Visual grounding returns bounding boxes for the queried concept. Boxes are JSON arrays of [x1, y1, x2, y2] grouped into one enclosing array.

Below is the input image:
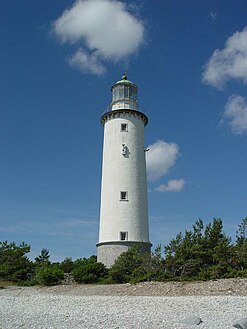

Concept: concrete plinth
[[96, 241, 152, 268]]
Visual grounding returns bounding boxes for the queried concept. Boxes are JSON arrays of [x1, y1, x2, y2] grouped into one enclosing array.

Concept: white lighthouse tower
[[97, 74, 151, 268]]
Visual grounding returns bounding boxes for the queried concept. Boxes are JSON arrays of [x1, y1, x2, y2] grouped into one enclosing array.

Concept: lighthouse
[[97, 74, 151, 268]]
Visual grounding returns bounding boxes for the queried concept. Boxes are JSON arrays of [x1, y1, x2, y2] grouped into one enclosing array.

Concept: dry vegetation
[[33, 278, 247, 297]]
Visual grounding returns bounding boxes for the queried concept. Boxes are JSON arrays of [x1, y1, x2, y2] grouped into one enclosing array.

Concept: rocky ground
[[36, 277, 247, 296], [0, 279, 246, 329]]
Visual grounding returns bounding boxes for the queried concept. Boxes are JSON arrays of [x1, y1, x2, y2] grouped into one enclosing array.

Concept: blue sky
[[1, 0, 246, 261]]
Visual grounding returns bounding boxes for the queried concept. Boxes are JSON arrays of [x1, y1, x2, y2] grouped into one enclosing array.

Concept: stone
[[181, 316, 202, 325], [233, 318, 247, 329]]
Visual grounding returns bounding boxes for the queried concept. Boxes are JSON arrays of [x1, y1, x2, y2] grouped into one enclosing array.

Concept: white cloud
[[52, 0, 145, 74], [155, 179, 185, 193], [202, 27, 247, 88], [221, 94, 247, 134], [146, 140, 179, 181], [68, 49, 106, 75]]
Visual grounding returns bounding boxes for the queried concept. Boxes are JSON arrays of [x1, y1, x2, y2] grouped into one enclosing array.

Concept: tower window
[[120, 191, 128, 201], [120, 232, 128, 241], [121, 123, 128, 131]]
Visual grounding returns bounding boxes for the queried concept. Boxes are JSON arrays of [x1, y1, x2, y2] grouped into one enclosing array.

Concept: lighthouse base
[[96, 241, 152, 268]]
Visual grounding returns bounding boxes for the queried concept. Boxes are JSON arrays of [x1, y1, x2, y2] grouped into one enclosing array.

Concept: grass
[[0, 279, 17, 289]]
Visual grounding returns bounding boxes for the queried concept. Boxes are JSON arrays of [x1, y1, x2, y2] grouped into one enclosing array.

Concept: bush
[[72, 261, 108, 284], [108, 246, 142, 283], [108, 244, 160, 284], [60, 257, 74, 273], [222, 268, 247, 279], [198, 264, 230, 280], [35, 266, 64, 286], [35, 248, 50, 265], [73, 255, 97, 268], [0, 241, 34, 282], [164, 218, 237, 280], [155, 271, 174, 282]]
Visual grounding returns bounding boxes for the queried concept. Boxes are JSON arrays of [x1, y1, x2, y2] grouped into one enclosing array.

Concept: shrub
[[60, 257, 74, 273], [73, 255, 97, 268], [35, 249, 50, 265], [0, 241, 34, 282], [198, 264, 229, 280], [35, 266, 64, 286], [72, 261, 108, 283], [108, 244, 159, 283]]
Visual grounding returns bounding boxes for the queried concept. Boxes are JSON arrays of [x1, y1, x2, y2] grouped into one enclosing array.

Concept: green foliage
[[0, 217, 246, 285], [35, 248, 50, 265], [109, 245, 143, 283], [236, 217, 247, 244], [234, 218, 247, 270], [108, 244, 164, 284], [0, 241, 34, 282], [60, 257, 74, 273], [107, 217, 247, 283], [199, 264, 228, 280], [164, 219, 207, 277], [73, 255, 97, 268], [163, 218, 247, 280], [72, 256, 107, 283], [72, 262, 107, 283], [35, 265, 64, 286]]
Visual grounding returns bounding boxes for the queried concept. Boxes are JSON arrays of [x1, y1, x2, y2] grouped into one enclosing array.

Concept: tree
[[164, 218, 234, 279], [35, 265, 64, 286], [236, 217, 247, 244], [60, 257, 74, 273], [0, 241, 34, 282], [108, 245, 145, 283], [234, 218, 247, 270], [72, 256, 107, 283], [108, 244, 164, 283], [203, 219, 233, 266], [35, 248, 50, 265], [73, 255, 97, 268], [164, 220, 207, 278], [164, 232, 183, 276]]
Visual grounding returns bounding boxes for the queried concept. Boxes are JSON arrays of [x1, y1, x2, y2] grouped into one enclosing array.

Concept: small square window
[[120, 232, 128, 241], [120, 191, 128, 201], [121, 123, 128, 131]]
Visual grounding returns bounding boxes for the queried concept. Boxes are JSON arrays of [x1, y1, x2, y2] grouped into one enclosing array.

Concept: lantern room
[[111, 73, 138, 111]]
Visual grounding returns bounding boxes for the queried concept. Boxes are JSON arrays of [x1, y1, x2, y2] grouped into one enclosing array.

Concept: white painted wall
[[99, 112, 149, 243]]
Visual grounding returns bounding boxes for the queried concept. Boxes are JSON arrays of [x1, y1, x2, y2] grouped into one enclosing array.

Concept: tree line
[[0, 217, 246, 286]]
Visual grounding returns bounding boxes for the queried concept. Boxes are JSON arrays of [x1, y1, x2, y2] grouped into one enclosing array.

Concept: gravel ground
[[44, 278, 247, 297], [0, 279, 246, 329]]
